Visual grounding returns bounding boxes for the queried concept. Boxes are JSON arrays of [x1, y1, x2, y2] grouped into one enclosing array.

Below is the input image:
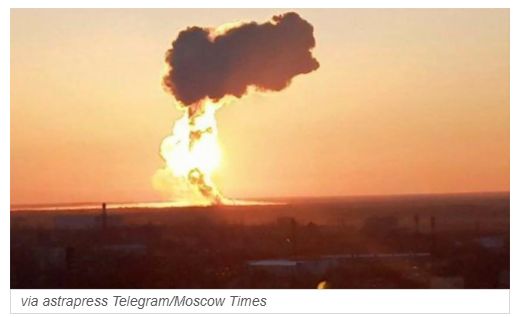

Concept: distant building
[[53, 214, 123, 230], [276, 217, 297, 227], [33, 247, 67, 270], [248, 259, 328, 276], [100, 244, 147, 256], [248, 252, 431, 277], [430, 276, 464, 288], [101, 203, 107, 230], [477, 235, 505, 251], [54, 215, 99, 230], [361, 216, 399, 235], [248, 259, 297, 275]]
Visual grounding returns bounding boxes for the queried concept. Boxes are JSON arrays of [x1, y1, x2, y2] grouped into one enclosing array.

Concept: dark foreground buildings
[[11, 193, 509, 289]]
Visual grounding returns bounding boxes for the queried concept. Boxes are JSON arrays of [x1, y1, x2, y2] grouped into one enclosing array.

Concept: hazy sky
[[11, 9, 509, 205]]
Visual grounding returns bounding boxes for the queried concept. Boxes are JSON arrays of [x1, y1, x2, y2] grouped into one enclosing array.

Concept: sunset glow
[[10, 9, 509, 206]]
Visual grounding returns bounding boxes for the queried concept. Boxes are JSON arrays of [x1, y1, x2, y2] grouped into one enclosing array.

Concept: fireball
[[155, 100, 226, 205]]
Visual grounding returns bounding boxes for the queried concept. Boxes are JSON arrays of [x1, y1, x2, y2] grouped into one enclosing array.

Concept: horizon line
[[10, 190, 510, 209]]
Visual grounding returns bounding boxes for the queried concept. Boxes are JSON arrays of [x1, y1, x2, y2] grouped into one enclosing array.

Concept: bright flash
[[155, 100, 226, 205], [161, 102, 221, 177]]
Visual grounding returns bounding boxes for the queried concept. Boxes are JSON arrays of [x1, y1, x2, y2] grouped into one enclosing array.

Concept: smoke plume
[[163, 12, 320, 106], [156, 12, 319, 205]]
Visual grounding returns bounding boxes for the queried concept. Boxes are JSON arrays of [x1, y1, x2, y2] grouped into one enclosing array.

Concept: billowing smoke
[[163, 12, 320, 106], [156, 12, 319, 205]]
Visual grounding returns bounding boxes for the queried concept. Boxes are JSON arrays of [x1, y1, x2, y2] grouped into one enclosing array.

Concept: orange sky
[[11, 9, 509, 205]]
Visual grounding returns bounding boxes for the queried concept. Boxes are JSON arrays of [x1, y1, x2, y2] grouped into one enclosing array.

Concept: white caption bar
[[11, 289, 509, 314]]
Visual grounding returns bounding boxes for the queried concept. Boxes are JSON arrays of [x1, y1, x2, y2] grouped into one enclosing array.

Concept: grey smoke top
[[163, 12, 320, 106]]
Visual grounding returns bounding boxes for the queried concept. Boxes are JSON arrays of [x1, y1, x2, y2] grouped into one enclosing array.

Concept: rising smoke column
[[156, 12, 319, 205]]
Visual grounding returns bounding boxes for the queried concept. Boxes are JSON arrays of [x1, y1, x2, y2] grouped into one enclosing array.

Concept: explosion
[[154, 12, 319, 205], [156, 100, 226, 205]]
